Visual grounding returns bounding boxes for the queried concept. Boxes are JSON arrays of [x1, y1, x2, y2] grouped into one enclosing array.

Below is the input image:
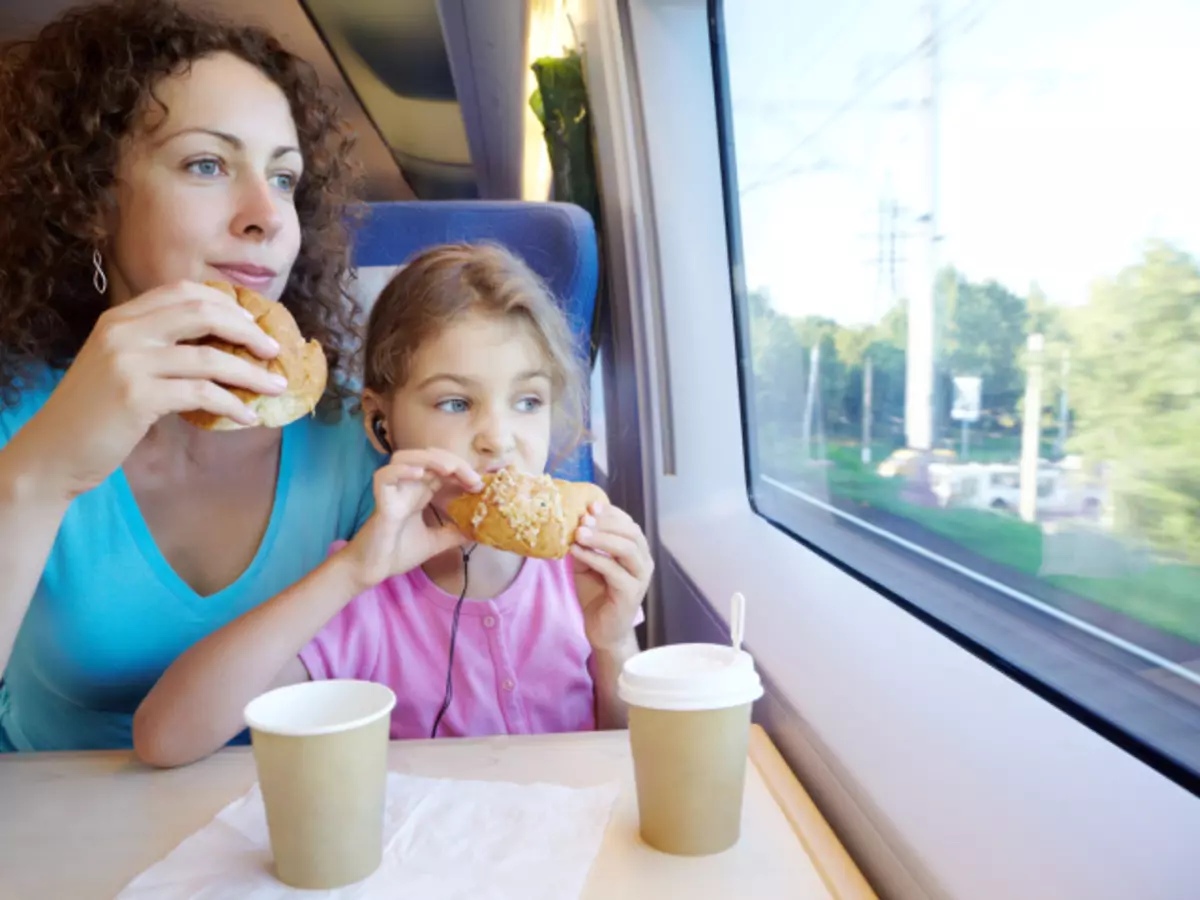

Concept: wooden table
[[0, 725, 876, 899]]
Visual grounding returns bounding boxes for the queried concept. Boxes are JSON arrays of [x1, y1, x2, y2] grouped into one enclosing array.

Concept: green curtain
[[530, 49, 605, 367]]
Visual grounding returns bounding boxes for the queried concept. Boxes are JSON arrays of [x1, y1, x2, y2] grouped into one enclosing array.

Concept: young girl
[[133, 243, 652, 768]]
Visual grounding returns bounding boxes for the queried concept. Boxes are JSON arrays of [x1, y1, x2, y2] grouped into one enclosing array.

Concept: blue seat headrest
[[349, 200, 599, 483]]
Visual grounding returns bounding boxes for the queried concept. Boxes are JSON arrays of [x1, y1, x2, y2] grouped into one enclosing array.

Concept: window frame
[[582, 0, 1200, 896], [705, 0, 1200, 796]]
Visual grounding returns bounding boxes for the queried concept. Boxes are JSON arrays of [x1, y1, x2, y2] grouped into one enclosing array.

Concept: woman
[[0, 0, 384, 751]]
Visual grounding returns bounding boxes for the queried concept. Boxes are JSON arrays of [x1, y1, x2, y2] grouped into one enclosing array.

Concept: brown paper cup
[[619, 644, 763, 856], [244, 680, 396, 890]]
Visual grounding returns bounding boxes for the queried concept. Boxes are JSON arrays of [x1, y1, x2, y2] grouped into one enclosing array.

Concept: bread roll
[[180, 281, 327, 431], [445, 466, 608, 559]]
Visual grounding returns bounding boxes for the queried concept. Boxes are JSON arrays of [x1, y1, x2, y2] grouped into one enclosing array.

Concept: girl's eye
[[186, 158, 224, 178], [516, 395, 545, 413], [437, 398, 470, 414]]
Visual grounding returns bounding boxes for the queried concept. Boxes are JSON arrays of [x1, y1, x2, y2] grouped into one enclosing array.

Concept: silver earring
[[92, 249, 108, 295]]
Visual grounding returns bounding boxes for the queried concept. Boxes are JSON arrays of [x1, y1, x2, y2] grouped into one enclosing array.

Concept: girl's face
[[369, 312, 554, 480]]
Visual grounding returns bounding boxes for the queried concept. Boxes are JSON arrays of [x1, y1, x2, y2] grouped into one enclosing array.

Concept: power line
[[739, 0, 997, 198], [779, 0, 880, 97]]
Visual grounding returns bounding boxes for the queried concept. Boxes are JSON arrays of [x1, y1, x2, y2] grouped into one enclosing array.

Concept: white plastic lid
[[617, 643, 764, 711], [244, 679, 396, 737]]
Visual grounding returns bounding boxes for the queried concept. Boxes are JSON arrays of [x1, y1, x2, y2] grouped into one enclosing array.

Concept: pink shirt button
[[503, 678, 515, 691], [484, 616, 496, 628]]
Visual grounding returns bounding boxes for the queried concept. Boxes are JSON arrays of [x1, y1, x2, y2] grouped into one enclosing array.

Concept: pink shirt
[[300, 545, 606, 740]]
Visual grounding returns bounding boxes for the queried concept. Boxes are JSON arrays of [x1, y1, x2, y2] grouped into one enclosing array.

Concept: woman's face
[[106, 52, 304, 303]]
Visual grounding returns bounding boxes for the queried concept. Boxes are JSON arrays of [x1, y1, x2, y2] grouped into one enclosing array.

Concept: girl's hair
[[364, 243, 589, 460], [0, 0, 362, 407]]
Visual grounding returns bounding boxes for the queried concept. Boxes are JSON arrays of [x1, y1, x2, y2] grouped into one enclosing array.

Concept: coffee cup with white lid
[[619, 641, 764, 856], [618, 642, 763, 711]]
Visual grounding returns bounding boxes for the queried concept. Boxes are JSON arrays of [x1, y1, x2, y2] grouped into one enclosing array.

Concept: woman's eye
[[270, 171, 298, 192], [186, 158, 224, 178], [437, 398, 470, 413]]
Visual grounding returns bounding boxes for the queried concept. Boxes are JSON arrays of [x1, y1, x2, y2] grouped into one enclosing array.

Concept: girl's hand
[[570, 500, 653, 652], [344, 449, 483, 590], [14, 281, 284, 501]]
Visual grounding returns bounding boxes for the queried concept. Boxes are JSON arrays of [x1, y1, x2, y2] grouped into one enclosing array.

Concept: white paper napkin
[[114, 772, 620, 899]]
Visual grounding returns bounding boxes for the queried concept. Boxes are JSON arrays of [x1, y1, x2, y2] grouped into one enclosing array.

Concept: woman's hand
[[571, 501, 653, 652], [13, 281, 286, 501], [343, 449, 483, 590]]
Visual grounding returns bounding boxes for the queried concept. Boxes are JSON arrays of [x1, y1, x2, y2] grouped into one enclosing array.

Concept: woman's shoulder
[[0, 363, 65, 443], [284, 402, 386, 535], [289, 403, 385, 476]]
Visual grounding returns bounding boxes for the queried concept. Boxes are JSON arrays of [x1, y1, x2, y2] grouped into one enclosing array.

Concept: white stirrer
[[730, 591, 746, 653]]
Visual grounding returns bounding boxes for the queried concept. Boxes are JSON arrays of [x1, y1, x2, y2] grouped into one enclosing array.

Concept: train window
[[712, 0, 1200, 789]]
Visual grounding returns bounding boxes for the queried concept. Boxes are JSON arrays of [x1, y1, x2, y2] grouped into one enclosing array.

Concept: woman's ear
[[361, 391, 391, 455]]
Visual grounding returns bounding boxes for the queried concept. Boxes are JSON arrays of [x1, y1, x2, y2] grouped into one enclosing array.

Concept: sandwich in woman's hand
[[445, 466, 608, 559], [180, 280, 327, 431]]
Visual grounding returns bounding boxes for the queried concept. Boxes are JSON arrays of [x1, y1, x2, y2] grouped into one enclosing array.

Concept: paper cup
[[243, 679, 396, 889], [618, 644, 764, 856]]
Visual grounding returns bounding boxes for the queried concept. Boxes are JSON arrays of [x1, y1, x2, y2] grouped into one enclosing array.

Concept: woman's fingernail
[[269, 374, 288, 389], [577, 527, 592, 542], [582, 515, 596, 528]]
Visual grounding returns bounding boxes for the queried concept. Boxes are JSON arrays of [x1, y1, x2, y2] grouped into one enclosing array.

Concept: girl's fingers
[[570, 544, 638, 596], [574, 527, 652, 581], [373, 464, 435, 518], [388, 450, 483, 492], [585, 503, 651, 554]]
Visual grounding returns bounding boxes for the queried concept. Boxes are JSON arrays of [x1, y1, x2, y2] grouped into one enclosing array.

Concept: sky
[[722, 0, 1200, 326]]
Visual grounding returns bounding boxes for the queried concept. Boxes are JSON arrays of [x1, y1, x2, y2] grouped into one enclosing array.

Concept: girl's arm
[[132, 552, 368, 768], [133, 450, 481, 769], [570, 501, 655, 731], [589, 633, 641, 729]]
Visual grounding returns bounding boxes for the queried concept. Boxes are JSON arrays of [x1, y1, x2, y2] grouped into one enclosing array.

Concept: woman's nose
[[230, 174, 283, 241]]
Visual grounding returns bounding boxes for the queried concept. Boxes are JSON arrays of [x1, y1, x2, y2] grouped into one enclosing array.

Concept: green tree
[[745, 291, 808, 468], [1069, 241, 1200, 561], [793, 315, 850, 433], [834, 320, 906, 448], [1024, 281, 1074, 448], [941, 269, 1029, 411]]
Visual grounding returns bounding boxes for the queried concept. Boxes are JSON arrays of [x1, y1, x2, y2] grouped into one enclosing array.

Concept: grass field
[[760, 438, 1200, 646]]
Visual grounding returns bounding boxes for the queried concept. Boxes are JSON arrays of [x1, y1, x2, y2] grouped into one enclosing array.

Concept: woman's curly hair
[[0, 0, 363, 407]]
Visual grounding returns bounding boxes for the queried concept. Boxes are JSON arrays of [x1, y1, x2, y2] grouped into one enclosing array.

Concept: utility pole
[[802, 341, 821, 461], [889, 197, 900, 299], [862, 356, 874, 464], [1019, 333, 1045, 523], [905, 0, 939, 451], [1055, 348, 1070, 456], [863, 191, 900, 465]]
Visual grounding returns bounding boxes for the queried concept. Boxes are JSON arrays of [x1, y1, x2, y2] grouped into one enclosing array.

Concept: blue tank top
[[0, 365, 384, 751]]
